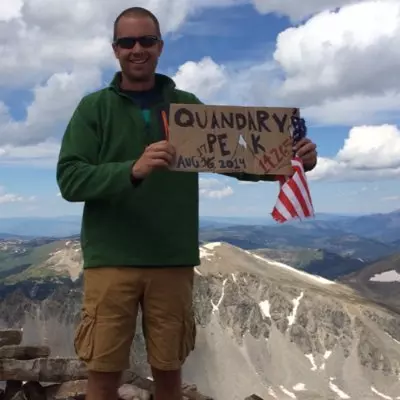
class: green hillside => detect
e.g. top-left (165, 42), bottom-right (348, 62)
top-left (0, 239), bottom-right (78, 284)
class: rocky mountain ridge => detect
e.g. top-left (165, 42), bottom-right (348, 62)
top-left (0, 242), bottom-right (400, 399)
top-left (1, 235), bottom-right (398, 288)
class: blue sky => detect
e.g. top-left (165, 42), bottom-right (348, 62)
top-left (0, 0), bottom-right (399, 218)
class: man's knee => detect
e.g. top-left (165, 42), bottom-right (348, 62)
top-left (143, 267), bottom-right (196, 370)
top-left (88, 370), bottom-right (122, 388)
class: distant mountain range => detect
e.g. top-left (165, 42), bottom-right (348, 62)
top-left (289, 209), bottom-right (400, 243)
top-left (0, 210), bottom-right (393, 238)
top-left (200, 225), bottom-right (398, 263)
top-left (1, 211), bottom-right (399, 273)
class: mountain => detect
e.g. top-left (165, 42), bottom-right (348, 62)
top-left (254, 248), bottom-right (365, 280)
top-left (0, 234), bottom-right (386, 286)
top-left (0, 238), bottom-right (77, 284)
top-left (0, 237), bottom-right (338, 284)
top-left (1, 241), bottom-right (400, 399)
top-left (187, 243), bottom-right (400, 399)
top-left (340, 209), bottom-right (400, 242)
top-left (339, 253), bottom-right (400, 314)
top-left (0, 212), bottom-right (360, 237)
top-left (293, 209), bottom-right (400, 243)
top-left (200, 225), bottom-right (397, 262)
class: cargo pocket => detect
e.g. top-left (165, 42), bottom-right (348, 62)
top-left (179, 310), bottom-right (196, 362)
top-left (74, 306), bottom-right (97, 362)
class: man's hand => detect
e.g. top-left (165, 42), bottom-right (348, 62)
top-left (294, 138), bottom-right (318, 171)
top-left (132, 140), bottom-right (176, 179)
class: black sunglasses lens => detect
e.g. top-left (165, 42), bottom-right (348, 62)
top-left (117, 38), bottom-right (136, 49)
top-left (138, 36), bottom-right (158, 48)
top-left (116, 36), bottom-right (158, 49)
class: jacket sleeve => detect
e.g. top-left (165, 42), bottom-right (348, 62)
top-left (56, 98), bottom-right (136, 202)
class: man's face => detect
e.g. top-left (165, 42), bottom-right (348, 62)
top-left (112, 16), bottom-right (163, 83)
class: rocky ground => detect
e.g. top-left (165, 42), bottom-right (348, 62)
top-left (0, 329), bottom-right (214, 400)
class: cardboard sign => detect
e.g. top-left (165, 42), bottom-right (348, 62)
top-left (168, 104), bottom-right (299, 176)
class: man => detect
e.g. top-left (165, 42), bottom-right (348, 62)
top-left (56, 7), bottom-right (317, 400)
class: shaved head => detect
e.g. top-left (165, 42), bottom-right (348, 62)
top-left (113, 7), bottom-right (161, 41)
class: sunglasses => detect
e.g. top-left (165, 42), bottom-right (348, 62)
top-left (114, 35), bottom-right (160, 49)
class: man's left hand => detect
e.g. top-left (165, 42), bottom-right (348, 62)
top-left (294, 138), bottom-right (317, 171)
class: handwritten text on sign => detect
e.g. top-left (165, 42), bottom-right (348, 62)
top-left (168, 104), bottom-right (298, 176)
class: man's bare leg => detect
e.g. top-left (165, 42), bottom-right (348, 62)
top-left (151, 367), bottom-right (182, 400)
top-left (86, 371), bottom-right (122, 400)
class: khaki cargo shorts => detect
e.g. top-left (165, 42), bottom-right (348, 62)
top-left (74, 266), bottom-right (196, 372)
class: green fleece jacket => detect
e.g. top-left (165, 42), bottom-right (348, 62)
top-left (56, 72), bottom-right (270, 268)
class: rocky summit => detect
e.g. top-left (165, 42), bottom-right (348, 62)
top-left (0, 240), bottom-right (400, 399)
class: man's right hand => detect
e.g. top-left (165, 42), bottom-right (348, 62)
top-left (131, 140), bottom-right (176, 180)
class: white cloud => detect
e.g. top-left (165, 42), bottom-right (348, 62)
top-left (252, 0), bottom-right (369, 21)
top-left (172, 1), bottom-right (400, 126)
top-left (0, 0), bottom-right (200, 88)
top-left (0, 186), bottom-right (35, 204)
top-left (336, 125), bottom-right (400, 169)
top-left (383, 195), bottom-right (400, 201)
top-left (0, 140), bottom-right (60, 167)
top-left (1, 0), bottom-right (399, 167)
top-left (173, 56), bottom-right (279, 106)
top-left (309, 124), bottom-right (400, 181)
top-left (199, 177), bottom-right (234, 199)
top-left (302, 92), bottom-right (400, 126)
top-left (0, 0), bottom-right (277, 151)
top-left (273, 1), bottom-right (400, 106)
top-left (0, 69), bottom-right (102, 147)
top-left (0, 0), bottom-right (253, 89)
top-left (173, 57), bottom-right (228, 99)
top-left (0, 0), bottom-right (22, 21)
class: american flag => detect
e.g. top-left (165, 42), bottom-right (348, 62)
top-left (271, 116), bottom-right (315, 223)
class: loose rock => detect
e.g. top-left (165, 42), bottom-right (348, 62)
top-left (0, 358), bottom-right (87, 382)
top-left (45, 380), bottom-right (87, 400)
top-left (118, 384), bottom-right (151, 400)
top-left (0, 330), bottom-right (23, 347)
top-left (0, 346), bottom-right (50, 360)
